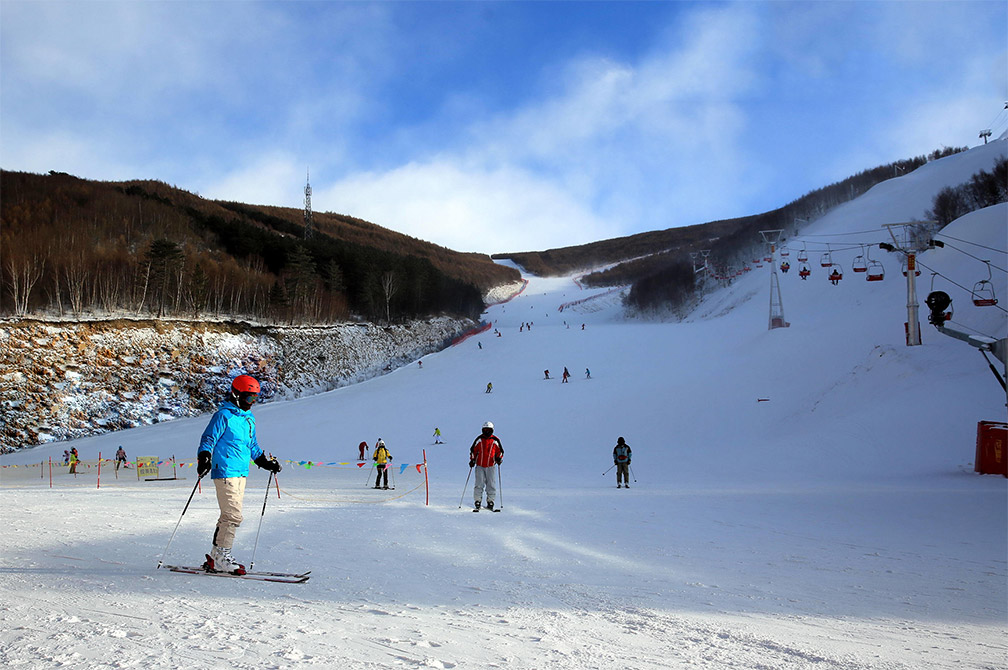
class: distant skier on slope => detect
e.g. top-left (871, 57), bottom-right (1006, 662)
top-left (469, 421), bottom-right (503, 511)
top-left (613, 437), bottom-right (632, 489)
top-left (358, 440), bottom-right (368, 461)
top-left (197, 374), bottom-right (282, 575)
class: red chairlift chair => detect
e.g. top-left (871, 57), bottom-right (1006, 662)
top-left (798, 265), bottom-right (811, 279)
top-left (972, 262), bottom-right (999, 306)
top-left (866, 260), bottom-right (885, 282)
top-left (852, 252), bottom-right (867, 273)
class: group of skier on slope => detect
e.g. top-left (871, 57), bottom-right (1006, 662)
top-left (193, 374), bottom-right (631, 575)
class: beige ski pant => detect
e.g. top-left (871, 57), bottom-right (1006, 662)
top-left (213, 476), bottom-right (247, 550)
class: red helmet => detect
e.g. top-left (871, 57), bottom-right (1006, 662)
top-left (231, 374), bottom-right (260, 394)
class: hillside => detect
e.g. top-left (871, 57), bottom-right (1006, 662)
top-left (0, 170), bottom-right (520, 322)
top-left (494, 147), bottom-right (968, 289)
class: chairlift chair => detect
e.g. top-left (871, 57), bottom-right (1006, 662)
top-left (820, 251), bottom-right (834, 267)
top-left (798, 265), bottom-right (811, 279)
top-left (866, 260), bottom-right (885, 282)
top-left (827, 264), bottom-right (843, 284)
top-left (972, 261), bottom-right (999, 306)
top-left (852, 251), bottom-right (867, 273)
top-left (797, 245), bottom-right (809, 263)
top-left (780, 248), bottom-right (790, 257)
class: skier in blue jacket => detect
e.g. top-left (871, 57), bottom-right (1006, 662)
top-left (197, 374), bottom-right (281, 574)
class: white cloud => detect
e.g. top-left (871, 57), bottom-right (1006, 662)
top-left (316, 161), bottom-right (612, 254)
top-left (202, 154), bottom-right (303, 207)
top-left (314, 3), bottom-right (764, 253)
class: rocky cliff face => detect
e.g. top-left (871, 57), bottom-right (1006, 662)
top-left (0, 316), bottom-right (474, 452)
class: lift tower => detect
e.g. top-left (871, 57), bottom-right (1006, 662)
top-left (760, 229), bottom-right (788, 330)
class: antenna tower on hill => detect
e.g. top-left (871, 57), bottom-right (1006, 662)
top-left (304, 168), bottom-right (314, 240)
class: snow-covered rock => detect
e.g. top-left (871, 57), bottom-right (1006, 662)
top-left (0, 316), bottom-right (474, 451)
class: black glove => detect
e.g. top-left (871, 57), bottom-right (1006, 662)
top-left (254, 453), bottom-right (282, 473)
top-left (469, 459), bottom-right (475, 468)
top-left (494, 456), bottom-right (502, 465)
top-left (197, 451), bottom-right (211, 477)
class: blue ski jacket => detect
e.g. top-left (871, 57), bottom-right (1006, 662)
top-left (198, 401), bottom-right (264, 479)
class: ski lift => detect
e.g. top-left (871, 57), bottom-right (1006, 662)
top-left (798, 265), bottom-right (811, 279)
top-left (820, 244), bottom-right (834, 268)
top-left (780, 261), bottom-right (791, 273)
top-left (797, 244), bottom-right (808, 263)
top-left (780, 248), bottom-right (790, 257)
top-left (852, 246), bottom-right (867, 273)
top-left (827, 264), bottom-right (843, 284)
top-left (972, 261), bottom-right (999, 307)
top-left (866, 259), bottom-right (885, 282)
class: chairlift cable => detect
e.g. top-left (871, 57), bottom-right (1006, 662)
top-left (915, 259), bottom-right (1008, 315)
top-left (935, 233), bottom-right (1007, 256)
top-left (933, 241), bottom-right (1007, 274)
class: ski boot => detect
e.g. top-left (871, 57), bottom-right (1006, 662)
top-left (486, 500), bottom-right (494, 511)
top-left (473, 500), bottom-right (481, 512)
top-left (204, 546), bottom-right (246, 575)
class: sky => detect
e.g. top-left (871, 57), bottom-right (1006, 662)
top-left (1, 1), bottom-right (1006, 254)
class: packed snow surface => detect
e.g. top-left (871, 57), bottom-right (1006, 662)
top-left (1, 141), bottom-right (1006, 669)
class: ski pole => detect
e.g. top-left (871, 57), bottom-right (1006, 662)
top-left (157, 474), bottom-right (204, 569)
top-left (364, 462), bottom-right (374, 488)
top-left (629, 464), bottom-right (637, 483)
top-left (458, 466), bottom-right (473, 508)
top-left (390, 462), bottom-right (396, 489)
top-left (249, 470), bottom-right (274, 572)
top-left (602, 464), bottom-right (616, 476)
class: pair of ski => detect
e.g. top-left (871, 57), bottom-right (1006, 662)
top-left (163, 555), bottom-right (310, 583)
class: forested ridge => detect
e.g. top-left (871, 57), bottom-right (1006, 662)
top-left (1, 170), bottom-right (519, 323)
top-left (495, 146), bottom-right (1003, 315)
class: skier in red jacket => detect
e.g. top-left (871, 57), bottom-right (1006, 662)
top-left (469, 421), bottom-right (504, 511)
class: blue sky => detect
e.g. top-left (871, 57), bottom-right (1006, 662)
top-left (1, 1), bottom-right (1005, 254)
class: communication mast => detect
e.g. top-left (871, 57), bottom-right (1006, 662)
top-left (304, 168), bottom-right (314, 240)
top-left (760, 229), bottom-right (788, 330)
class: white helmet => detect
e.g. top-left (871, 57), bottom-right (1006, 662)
top-left (482, 421), bottom-right (494, 430)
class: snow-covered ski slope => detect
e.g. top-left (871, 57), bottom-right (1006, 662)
top-left (1, 140), bottom-right (1006, 669)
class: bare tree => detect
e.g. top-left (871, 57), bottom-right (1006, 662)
top-left (64, 254), bottom-right (88, 316)
top-left (381, 270), bottom-right (398, 323)
top-left (5, 254), bottom-right (46, 315)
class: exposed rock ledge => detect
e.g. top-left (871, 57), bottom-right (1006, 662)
top-left (0, 316), bottom-right (475, 452)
